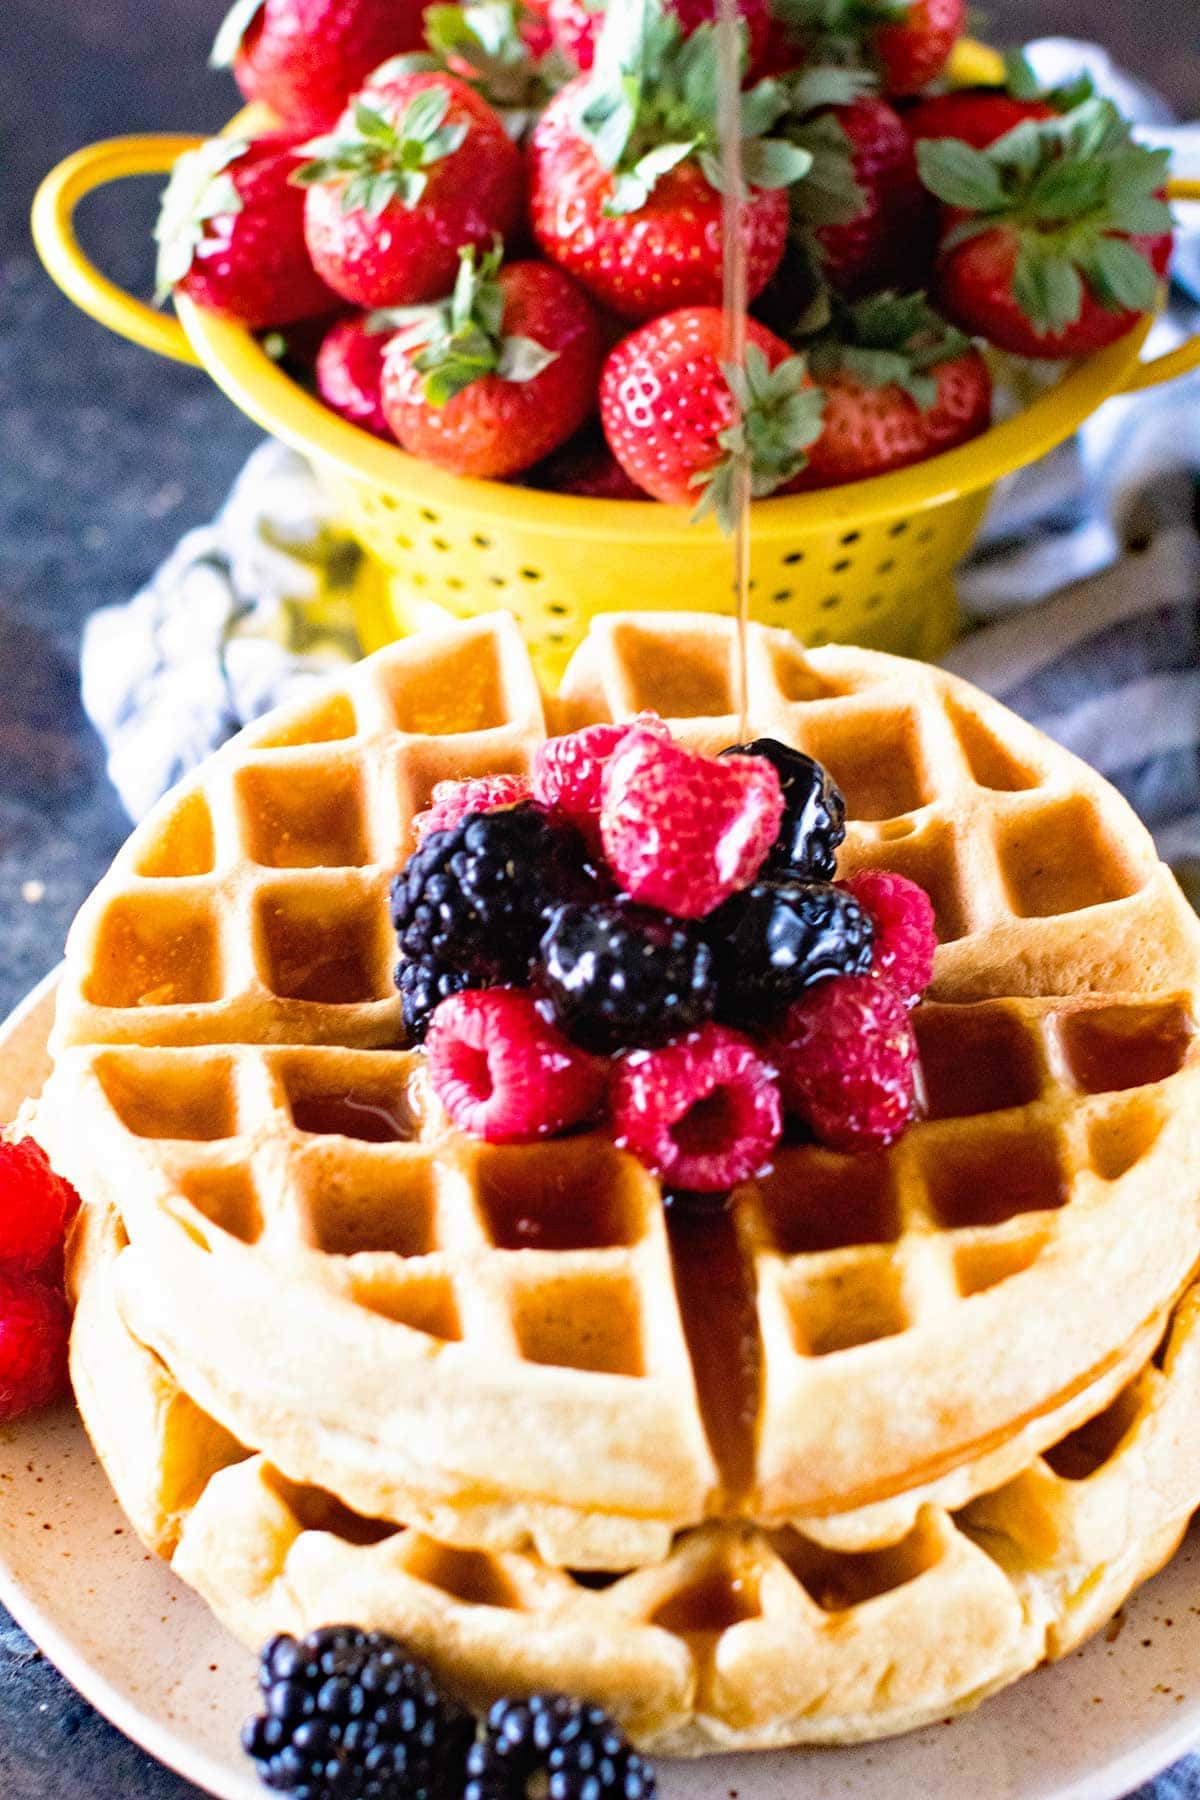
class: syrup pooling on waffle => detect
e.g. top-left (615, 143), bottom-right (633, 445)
top-left (40, 613), bottom-right (1200, 1564)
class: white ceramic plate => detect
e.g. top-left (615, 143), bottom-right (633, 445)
top-left (2, 971), bottom-right (1199, 1800)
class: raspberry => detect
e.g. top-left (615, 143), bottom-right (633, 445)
top-left (839, 870), bottom-right (937, 1007)
top-left (536, 900), bottom-right (716, 1052)
top-left (0, 1271), bottom-right (69, 1419)
top-left (770, 975), bottom-right (919, 1153)
top-left (532, 714), bottom-right (670, 846)
top-left (390, 807), bottom-right (582, 987)
top-left (608, 1023), bottom-right (782, 1192)
top-left (413, 775), bottom-right (534, 845)
top-left (426, 989), bottom-right (606, 1143)
top-left (722, 739), bottom-right (846, 880)
top-left (0, 1136), bottom-right (80, 1274)
top-left (706, 880), bottom-right (875, 1026)
top-left (600, 731), bottom-right (784, 920)
top-left (465, 1693), bottom-right (656, 1800)
top-left (243, 1626), bottom-right (474, 1800)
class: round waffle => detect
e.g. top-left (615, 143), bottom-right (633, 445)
top-left (39, 612), bottom-right (1200, 1568)
top-left (68, 1200), bottom-right (1200, 1753)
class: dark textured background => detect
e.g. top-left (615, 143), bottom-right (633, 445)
top-left (1, 1), bottom-right (1198, 1793)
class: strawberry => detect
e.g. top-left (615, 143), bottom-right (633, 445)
top-left (153, 133), bottom-right (338, 328)
top-left (529, 427), bottom-right (651, 497)
top-left (904, 90), bottom-right (1055, 151)
top-left (315, 314), bottom-right (395, 438)
top-left (528, 0), bottom-right (811, 321)
top-left (870, 0), bottom-right (965, 95)
top-left (789, 291), bottom-right (991, 489)
top-left (548, 0), bottom-right (771, 78)
top-left (917, 96), bottom-right (1174, 359)
top-left (210, 0), bottom-right (428, 133)
top-left (294, 71), bottom-right (524, 308)
top-left (772, 0), bottom-right (965, 98)
top-left (419, 0), bottom-right (566, 118)
top-left (807, 94), bottom-right (930, 295)
top-left (379, 243), bottom-right (603, 478)
top-left (599, 307), bottom-right (825, 519)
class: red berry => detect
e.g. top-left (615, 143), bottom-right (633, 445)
top-left (156, 133), bottom-right (339, 329)
top-left (531, 431), bottom-right (650, 500)
top-left (532, 714), bottom-right (670, 846)
top-left (771, 976), bottom-right (919, 1153)
top-left (426, 989), bottom-right (606, 1144)
top-left (609, 1023), bottom-right (781, 1192)
top-left (215, 0), bottom-right (429, 135)
top-left (0, 1271), bottom-right (69, 1420)
top-left (0, 1138), bottom-right (80, 1276)
top-left (315, 315), bottom-right (395, 440)
top-left (529, 82), bottom-right (789, 323)
top-left (815, 97), bottom-right (930, 297)
top-left (838, 871), bottom-right (937, 1007)
top-left (600, 728), bottom-right (783, 919)
top-left (904, 91), bottom-right (1056, 151)
top-left (380, 258), bottom-right (604, 481)
top-left (413, 776), bottom-right (534, 844)
top-left (301, 73), bottom-right (524, 309)
top-left (549, 0), bottom-right (771, 77)
top-left (872, 0), bottom-right (964, 94)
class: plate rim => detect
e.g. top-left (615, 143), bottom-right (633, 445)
top-left (1, 966), bottom-right (1198, 1800)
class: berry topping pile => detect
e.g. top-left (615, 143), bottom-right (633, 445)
top-left (244, 1625), bottom-right (655, 1800)
top-left (390, 719), bottom-right (935, 1182)
top-left (0, 1136), bottom-right (80, 1420)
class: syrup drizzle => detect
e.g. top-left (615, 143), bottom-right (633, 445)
top-left (716, 0), bottom-right (753, 742)
top-left (666, 1199), bottom-right (762, 1507)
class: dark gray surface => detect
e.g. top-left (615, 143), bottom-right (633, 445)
top-left (1, 1), bottom-right (1198, 1795)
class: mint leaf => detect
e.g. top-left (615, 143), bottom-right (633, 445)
top-left (210, 0), bottom-right (265, 68)
top-left (787, 64), bottom-right (877, 111)
top-left (916, 138), bottom-right (1006, 211)
top-left (1012, 242), bottom-right (1083, 334)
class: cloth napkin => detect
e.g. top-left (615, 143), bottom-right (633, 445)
top-left (76, 57), bottom-right (1200, 1794)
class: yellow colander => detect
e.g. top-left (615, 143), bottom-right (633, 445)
top-left (32, 42), bottom-right (1200, 685)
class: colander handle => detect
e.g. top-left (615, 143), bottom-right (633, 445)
top-left (1117, 179), bottom-right (1200, 393)
top-left (31, 135), bottom-right (205, 367)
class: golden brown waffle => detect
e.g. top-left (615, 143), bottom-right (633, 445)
top-left (69, 1203), bottom-right (1200, 1753)
top-left (39, 613), bottom-right (1200, 1566)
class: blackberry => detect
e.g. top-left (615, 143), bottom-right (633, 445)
top-left (396, 957), bottom-right (475, 1044)
top-left (722, 739), bottom-right (846, 880)
top-left (242, 1626), bottom-right (473, 1800)
top-left (390, 807), bottom-right (583, 988)
top-left (707, 879), bottom-right (874, 1025)
top-left (536, 901), bottom-right (716, 1052)
top-left (464, 1693), bottom-right (656, 1800)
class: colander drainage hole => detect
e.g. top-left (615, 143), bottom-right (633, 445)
top-left (820, 595), bottom-right (840, 611)
top-left (419, 508), bottom-right (439, 523)
top-left (783, 551), bottom-right (805, 565)
top-left (772, 589), bottom-right (793, 604)
top-left (832, 558), bottom-right (852, 573)
top-left (839, 531), bottom-right (861, 545)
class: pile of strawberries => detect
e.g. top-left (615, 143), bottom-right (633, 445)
top-left (391, 717), bottom-right (937, 1190)
top-left (154, 0), bottom-right (1174, 511)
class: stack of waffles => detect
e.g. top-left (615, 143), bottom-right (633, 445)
top-left (34, 611), bottom-right (1200, 1751)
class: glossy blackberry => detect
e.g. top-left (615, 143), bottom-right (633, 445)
top-left (396, 957), bottom-right (475, 1044)
top-left (706, 879), bottom-right (875, 1025)
top-left (464, 1693), bottom-right (656, 1800)
top-left (390, 807), bottom-right (583, 987)
top-left (536, 900), bottom-right (716, 1052)
top-left (242, 1626), bottom-right (473, 1800)
top-left (723, 739), bottom-right (846, 880)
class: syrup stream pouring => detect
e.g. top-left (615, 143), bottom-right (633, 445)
top-left (715, 0), bottom-right (753, 742)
